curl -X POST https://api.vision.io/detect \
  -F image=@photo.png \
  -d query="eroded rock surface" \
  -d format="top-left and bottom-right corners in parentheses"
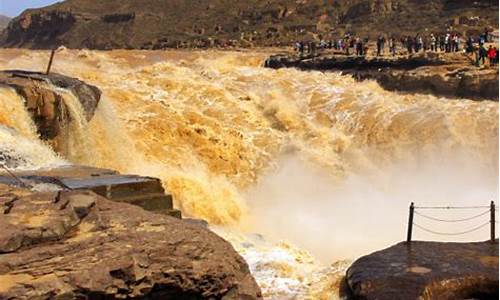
top-left (345, 241), bottom-right (499, 300)
top-left (264, 53), bottom-right (446, 70)
top-left (347, 63), bottom-right (499, 101)
top-left (0, 70), bottom-right (101, 139)
top-left (265, 52), bottom-right (499, 101)
top-left (0, 186), bottom-right (262, 299)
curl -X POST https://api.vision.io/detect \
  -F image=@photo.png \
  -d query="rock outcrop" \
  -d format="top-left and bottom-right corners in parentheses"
top-left (0, 183), bottom-right (262, 299)
top-left (0, 15), bottom-right (10, 31)
top-left (264, 53), bottom-right (447, 70)
top-left (0, 165), bottom-right (182, 218)
top-left (0, 0), bottom-right (497, 49)
top-left (351, 65), bottom-right (499, 101)
top-left (0, 70), bottom-right (101, 139)
top-left (265, 52), bottom-right (499, 101)
top-left (345, 240), bottom-right (499, 300)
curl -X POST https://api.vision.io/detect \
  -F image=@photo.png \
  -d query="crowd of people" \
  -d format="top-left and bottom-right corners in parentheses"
top-left (294, 30), bottom-right (499, 67)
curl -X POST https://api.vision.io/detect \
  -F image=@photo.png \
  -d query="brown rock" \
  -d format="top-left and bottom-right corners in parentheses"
top-left (0, 15), bottom-right (10, 31)
top-left (0, 70), bottom-right (101, 140)
top-left (265, 52), bottom-right (499, 101)
top-left (344, 240), bottom-right (499, 300)
top-left (0, 0), bottom-right (497, 50)
top-left (0, 187), bottom-right (262, 299)
top-left (0, 165), bottom-right (181, 218)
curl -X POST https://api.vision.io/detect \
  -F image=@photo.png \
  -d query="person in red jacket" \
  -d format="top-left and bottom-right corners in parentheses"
top-left (487, 46), bottom-right (496, 66)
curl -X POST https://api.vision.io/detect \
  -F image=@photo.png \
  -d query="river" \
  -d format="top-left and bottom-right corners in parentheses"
top-left (0, 48), bottom-right (497, 299)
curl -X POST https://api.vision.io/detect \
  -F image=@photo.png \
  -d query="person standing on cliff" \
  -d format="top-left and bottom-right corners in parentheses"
top-left (376, 36), bottom-right (381, 56)
top-left (466, 37), bottom-right (474, 54)
top-left (453, 34), bottom-right (459, 52)
top-left (417, 35), bottom-right (423, 52)
top-left (376, 35), bottom-right (385, 56)
top-left (406, 36), bottom-right (413, 54)
top-left (449, 34), bottom-right (455, 52)
top-left (439, 35), bottom-right (445, 52)
top-left (487, 46), bottom-right (496, 66)
top-left (477, 44), bottom-right (487, 66)
top-left (309, 41), bottom-right (317, 56)
top-left (423, 36), bottom-right (429, 52)
top-left (412, 36), bottom-right (418, 53)
top-left (389, 37), bottom-right (396, 56)
top-left (444, 34), bottom-right (450, 52)
top-left (356, 38), bottom-right (364, 56)
top-left (479, 35), bottom-right (485, 47)
top-left (344, 37), bottom-right (350, 55)
top-left (430, 34), bottom-right (437, 52)
top-left (299, 41), bottom-right (305, 57)
top-left (319, 39), bottom-right (327, 49)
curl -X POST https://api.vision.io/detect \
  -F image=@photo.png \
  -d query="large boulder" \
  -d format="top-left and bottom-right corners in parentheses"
top-left (345, 240), bottom-right (499, 300)
top-left (0, 186), bottom-right (262, 299)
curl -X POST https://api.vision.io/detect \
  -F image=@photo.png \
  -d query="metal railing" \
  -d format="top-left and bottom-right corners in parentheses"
top-left (406, 201), bottom-right (497, 243)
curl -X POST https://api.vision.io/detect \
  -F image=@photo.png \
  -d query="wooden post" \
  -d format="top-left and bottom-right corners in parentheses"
top-left (46, 49), bottom-right (56, 75)
top-left (407, 202), bottom-right (414, 243)
top-left (490, 201), bottom-right (495, 242)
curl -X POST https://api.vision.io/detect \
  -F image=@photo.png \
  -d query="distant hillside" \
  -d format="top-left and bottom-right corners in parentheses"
top-left (0, 0), bottom-right (498, 49)
top-left (0, 15), bottom-right (11, 31)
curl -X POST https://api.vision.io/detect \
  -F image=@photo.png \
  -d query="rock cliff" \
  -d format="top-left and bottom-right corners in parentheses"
top-left (0, 0), bottom-right (497, 49)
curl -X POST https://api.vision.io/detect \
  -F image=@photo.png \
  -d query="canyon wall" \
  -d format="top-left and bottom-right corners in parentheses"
top-left (1, 0), bottom-right (498, 49)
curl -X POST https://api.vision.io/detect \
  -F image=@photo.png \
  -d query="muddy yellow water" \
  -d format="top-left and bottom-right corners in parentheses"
top-left (0, 48), bottom-right (498, 299)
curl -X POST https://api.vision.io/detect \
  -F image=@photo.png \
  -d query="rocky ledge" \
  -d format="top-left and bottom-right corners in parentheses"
top-left (0, 70), bottom-right (101, 140)
top-left (344, 240), bottom-right (499, 300)
top-left (0, 168), bottom-right (262, 299)
top-left (0, 165), bottom-right (181, 218)
top-left (265, 52), bottom-right (499, 101)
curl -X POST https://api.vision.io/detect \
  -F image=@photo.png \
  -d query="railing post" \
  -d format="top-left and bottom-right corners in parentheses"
top-left (407, 202), bottom-right (414, 243)
top-left (490, 201), bottom-right (495, 242)
top-left (46, 49), bottom-right (56, 75)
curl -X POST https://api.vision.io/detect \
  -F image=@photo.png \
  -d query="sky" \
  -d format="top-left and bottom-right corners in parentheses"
top-left (0, 0), bottom-right (61, 17)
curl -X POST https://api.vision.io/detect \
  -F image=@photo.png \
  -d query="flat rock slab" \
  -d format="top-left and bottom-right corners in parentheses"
top-left (0, 165), bottom-right (179, 216)
top-left (346, 240), bottom-right (499, 300)
top-left (0, 186), bottom-right (262, 299)
top-left (12, 165), bottom-right (117, 178)
top-left (59, 175), bottom-right (154, 189)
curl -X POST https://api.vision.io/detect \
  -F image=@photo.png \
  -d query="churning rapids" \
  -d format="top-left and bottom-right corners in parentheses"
top-left (0, 48), bottom-right (498, 299)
